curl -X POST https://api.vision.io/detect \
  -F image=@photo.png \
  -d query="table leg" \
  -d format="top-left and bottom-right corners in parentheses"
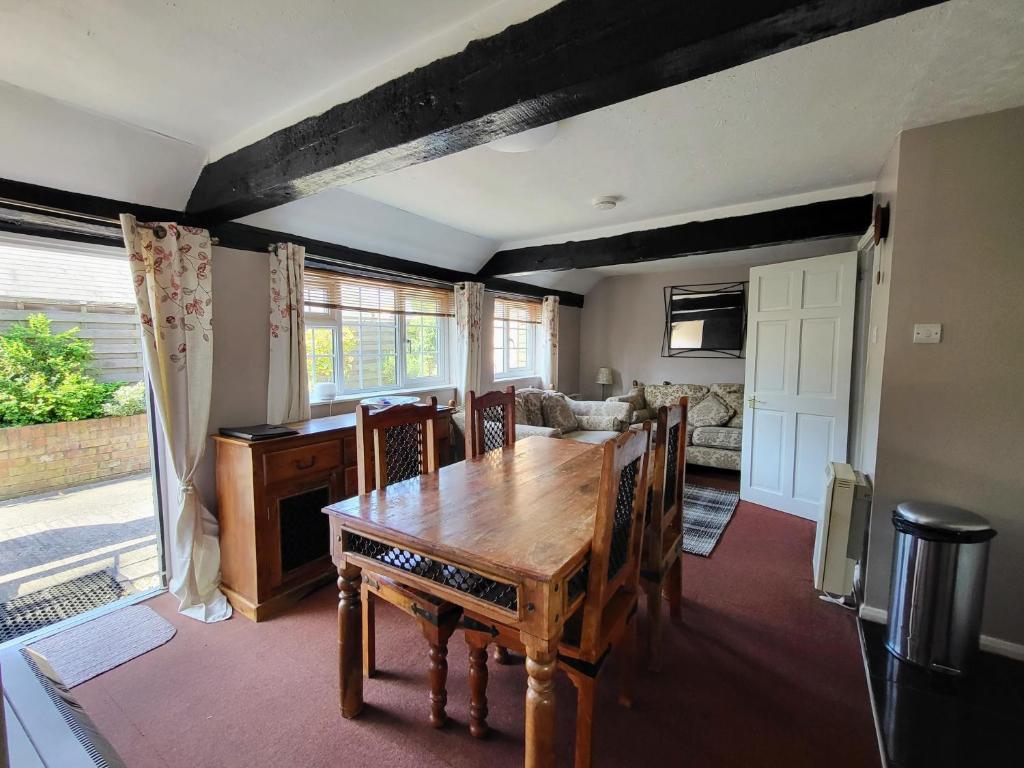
top-left (338, 562), bottom-right (363, 718)
top-left (467, 634), bottom-right (490, 738)
top-left (524, 637), bottom-right (558, 768)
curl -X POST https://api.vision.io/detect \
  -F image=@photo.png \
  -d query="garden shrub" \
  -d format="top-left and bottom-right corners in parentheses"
top-left (102, 381), bottom-right (147, 417)
top-left (0, 314), bottom-right (118, 426)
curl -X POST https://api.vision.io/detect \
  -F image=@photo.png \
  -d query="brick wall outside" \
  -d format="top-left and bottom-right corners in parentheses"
top-left (0, 415), bottom-right (150, 501)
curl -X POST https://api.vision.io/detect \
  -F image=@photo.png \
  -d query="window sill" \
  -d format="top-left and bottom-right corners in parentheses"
top-left (309, 383), bottom-right (456, 407)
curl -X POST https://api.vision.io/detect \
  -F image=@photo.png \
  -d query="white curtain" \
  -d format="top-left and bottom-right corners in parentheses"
top-left (120, 215), bottom-right (231, 623)
top-left (454, 282), bottom-right (484, 404)
top-left (540, 295), bottom-right (559, 391)
top-left (267, 243), bottom-right (310, 424)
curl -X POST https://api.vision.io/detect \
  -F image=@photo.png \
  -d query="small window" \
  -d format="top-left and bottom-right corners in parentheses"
top-left (303, 270), bottom-right (452, 399)
top-left (493, 298), bottom-right (539, 379)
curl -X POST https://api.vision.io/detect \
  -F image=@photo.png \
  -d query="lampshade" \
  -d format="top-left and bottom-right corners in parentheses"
top-left (595, 367), bottom-right (613, 385)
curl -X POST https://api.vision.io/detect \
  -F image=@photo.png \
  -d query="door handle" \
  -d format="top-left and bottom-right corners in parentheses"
top-left (748, 396), bottom-right (764, 408)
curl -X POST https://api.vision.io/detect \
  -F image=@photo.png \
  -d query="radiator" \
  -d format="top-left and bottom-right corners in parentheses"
top-left (813, 462), bottom-right (872, 598)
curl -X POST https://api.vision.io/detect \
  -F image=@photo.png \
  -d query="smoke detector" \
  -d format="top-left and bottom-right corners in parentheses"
top-left (592, 195), bottom-right (620, 210)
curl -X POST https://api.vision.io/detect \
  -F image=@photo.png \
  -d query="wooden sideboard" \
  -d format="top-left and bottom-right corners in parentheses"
top-left (214, 410), bottom-right (451, 621)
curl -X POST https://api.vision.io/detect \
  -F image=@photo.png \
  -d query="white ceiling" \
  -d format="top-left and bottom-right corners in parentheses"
top-left (0, 0), bottom-right (552, 152)
top-left (1, 0), bottom-right (1023, 293)
top-left (345, 0), bottom-right (1024, 245)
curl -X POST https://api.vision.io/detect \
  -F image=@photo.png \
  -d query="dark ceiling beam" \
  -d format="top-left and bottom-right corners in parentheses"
top-left (476, 195), bottom-right (873, 277)
top-left (0, 179), bottom-right (583, 307)
top-left (185, 0), bottom-right (945, 223)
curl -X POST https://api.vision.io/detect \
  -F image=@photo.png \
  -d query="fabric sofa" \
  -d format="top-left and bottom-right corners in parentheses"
top-left (451, 387), bottom-right (632, 454)
top-left (609, 381), bottom-right (744, 470)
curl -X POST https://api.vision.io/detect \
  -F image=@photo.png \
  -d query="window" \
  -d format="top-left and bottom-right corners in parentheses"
top-left (303, 270), bottom-right (452, 398)
top-left (493, 298), bottom-right (540, 379)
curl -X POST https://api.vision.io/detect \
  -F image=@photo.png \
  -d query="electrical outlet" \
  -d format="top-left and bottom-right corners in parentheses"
top-left (913, 323), bottom-right (942, 344)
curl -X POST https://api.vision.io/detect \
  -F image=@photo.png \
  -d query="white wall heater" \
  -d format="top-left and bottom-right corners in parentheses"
top-left (813, 462), bottom-right (872, 598)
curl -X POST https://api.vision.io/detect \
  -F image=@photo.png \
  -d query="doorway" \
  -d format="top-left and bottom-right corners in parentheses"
top-left (0, 234), bottom-right (165, 644)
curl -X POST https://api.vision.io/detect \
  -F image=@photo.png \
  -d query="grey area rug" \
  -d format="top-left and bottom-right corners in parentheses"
top-left (682, 484), bottom-right (740, 557)
top-left (29, 604), bottom-right (175, 687)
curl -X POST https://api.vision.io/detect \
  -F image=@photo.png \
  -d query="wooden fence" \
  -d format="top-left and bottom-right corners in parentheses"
top-left (0, 299), bottom-right (144, 383)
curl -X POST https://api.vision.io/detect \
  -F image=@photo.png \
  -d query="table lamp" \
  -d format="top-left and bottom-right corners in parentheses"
top-left (595, 367), bottom-right (613, 399)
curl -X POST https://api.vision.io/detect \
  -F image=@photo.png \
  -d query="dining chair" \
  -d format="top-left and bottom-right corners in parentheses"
top-left (461, 425), bottom-right (652, 766)
top-left (356, 397), bottom-right (462, 728)
top-left (640, 398), bottom-right (688, 671)
top-left (463, 386), bottom-right (518, 665)
top-left (464, 386), bottom-right (516, 458)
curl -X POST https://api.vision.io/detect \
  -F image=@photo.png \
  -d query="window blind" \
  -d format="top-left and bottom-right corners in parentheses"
top-left (304, 269), bottom-right (455, 317)
top-left (493, 296), bottom-right (542, 324)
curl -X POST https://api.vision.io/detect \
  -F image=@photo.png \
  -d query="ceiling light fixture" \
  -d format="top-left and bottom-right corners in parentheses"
top-left (487, 122), bottom-right (559, 153)
top-left (592, 195), bottom-right (620, 210)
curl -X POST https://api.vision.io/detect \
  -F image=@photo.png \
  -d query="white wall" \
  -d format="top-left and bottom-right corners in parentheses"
top-left (861, 107), bottom-right (1024, 649)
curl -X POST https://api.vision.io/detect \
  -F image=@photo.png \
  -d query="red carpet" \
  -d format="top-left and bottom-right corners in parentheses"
top-left (73, 495), bottom-right (879, 767)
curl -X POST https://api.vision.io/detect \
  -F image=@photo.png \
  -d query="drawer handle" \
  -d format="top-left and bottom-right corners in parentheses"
top-left (295, 456), bottom-right (317, 470)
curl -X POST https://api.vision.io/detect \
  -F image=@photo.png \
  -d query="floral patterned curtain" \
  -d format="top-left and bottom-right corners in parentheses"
top-left (267, 243), bottom-right (310, 424)
top-left (454, 282), bottom-right (484, 405)
top-left (540, 295), bottom-right (559, 391)
top-left (120, 215), bottom-right (231, 623)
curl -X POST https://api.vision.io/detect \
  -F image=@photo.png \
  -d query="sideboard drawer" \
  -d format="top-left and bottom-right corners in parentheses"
top-left (264, 440), bottom-right (341, 486)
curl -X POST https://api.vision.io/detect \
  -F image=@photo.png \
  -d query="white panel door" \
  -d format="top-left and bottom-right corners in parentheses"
top-left (740, 252), bottom-right (857, 520)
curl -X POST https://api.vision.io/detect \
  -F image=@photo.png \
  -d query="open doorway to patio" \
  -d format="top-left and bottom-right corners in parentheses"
top-left (0, 234), bottom-right (163, 644)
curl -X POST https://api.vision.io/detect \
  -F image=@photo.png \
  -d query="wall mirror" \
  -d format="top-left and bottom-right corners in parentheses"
top-left (661, 281), bottom-right (747, 358)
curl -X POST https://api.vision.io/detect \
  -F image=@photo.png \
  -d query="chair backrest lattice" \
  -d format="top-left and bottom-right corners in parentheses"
top-left (577, 424), bottom-right (651, 660)
top-left (464, 386), bottom-right (516, 459)
top-left (646, 399), bottom-right (688, 572)
top-left (356, 398), bottom-right (439, 494)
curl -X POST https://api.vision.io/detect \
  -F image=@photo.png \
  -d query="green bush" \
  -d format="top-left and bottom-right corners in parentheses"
top-left (0, 314), bottom-right (118, 426)
top-left (102, 381), bottom-right (147, 417)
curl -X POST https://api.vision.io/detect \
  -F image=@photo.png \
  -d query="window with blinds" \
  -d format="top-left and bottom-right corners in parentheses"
top-left (493, 297), bottom-right (540, 379)
top-left (302, 269), bottom-right (453, 398)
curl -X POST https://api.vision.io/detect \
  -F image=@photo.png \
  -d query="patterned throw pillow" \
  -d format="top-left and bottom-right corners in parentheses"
top-left (514, 390), bottom-right (545, 426)
top-left (541, 393), bottom-right (579, 433)
top-left (646, 383), bottom-right (709, 411)
top-left (711, 383), bottom-right (745, 428)
top-left (688, 392), bottom-right (734, 428)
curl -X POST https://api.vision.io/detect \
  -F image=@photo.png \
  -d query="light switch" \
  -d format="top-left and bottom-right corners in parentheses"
top-left (913, 323), bottom-right (942, 344)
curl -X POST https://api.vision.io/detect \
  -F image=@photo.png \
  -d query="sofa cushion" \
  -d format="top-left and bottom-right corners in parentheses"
top-left (687, 445), bottom-right (741, 471)
top-left (691, 426), bottom-right (742, 451)
top-left (688, 393), bottom-right (734, 428)
top-left (514, 389), bottom-right (545, 426)
top-left (645, 383), bottom-right (709, 411)
top-left (711, 383), bottom-right (745, 428)
top-left (541, 393), bottom-right (580, 433)
top-left (561, 429), bottom-right (620, 445)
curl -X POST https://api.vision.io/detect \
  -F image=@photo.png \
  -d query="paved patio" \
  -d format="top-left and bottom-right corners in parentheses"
top-left (0, 474), bottom-right (161, 606)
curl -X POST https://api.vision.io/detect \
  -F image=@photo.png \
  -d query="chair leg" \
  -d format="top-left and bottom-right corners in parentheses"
top-left (643, 578), bottom-right (663, 672)
top-left (466, 634), bottom-right (490, 738)
top-left (421, 610), bottom-right (459, 728)
top-left (492, 645), bottom-right (512, 664)
top-left (362, 588), bottom-right (376, 678)
top-left (618, 615), bottom-right (637, 708)
top-left (569, 672), bottom-right (596, 768)
top-left (665, 555), bottom-right (683, 625)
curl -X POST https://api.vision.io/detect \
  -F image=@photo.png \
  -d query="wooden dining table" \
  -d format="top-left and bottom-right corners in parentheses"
top-left (323, 436), bottom-right (605, 768)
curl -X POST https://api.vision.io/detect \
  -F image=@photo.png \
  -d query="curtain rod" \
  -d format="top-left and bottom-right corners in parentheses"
top-left (0, 197), bottom-right (220, 244)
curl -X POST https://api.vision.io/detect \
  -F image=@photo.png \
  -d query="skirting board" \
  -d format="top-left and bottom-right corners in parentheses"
top-left (858, 604), bottom-right (1024, 662)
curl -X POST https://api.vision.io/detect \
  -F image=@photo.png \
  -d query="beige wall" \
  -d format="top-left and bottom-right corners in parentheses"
top-left (577, 240), bottom-right (858, 400)
top-left (195, 247), bottom-right (270, 513)
top-left (862, 107), bottom-right (1024, 647)
top-left (558, 305), bottom-right (581, 395)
